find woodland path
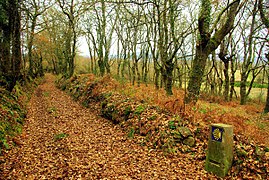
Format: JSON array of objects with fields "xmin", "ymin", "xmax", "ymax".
[{"xmin": 0, "ymin": 74, "xmax": 215, "ymax": 179}]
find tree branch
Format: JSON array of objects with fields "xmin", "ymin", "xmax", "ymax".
[{"xmin": 258, "ymin": 0, "xmax": 269, "ymax": 29}]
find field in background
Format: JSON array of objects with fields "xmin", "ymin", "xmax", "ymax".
[{"xmin": 74, "ymin": 56, "xmax": 268, "ymax": 103}]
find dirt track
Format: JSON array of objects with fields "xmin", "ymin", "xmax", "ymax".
[{"xmin": 0, "ymin": 74, "xmax": 215, "ymax": 179}]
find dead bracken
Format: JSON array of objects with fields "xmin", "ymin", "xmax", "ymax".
[{"xmin": 0, "ymin": 74, "xmax": 268, "ymax": 179}]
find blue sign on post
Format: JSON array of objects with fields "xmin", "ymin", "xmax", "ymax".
[
  {"xmin": 211, "ymin": 126, "xmax": 223, "ymax": 142},
  {"xmin": 206, "ymin": 124, "xmax": 233, "ymax": 177}
]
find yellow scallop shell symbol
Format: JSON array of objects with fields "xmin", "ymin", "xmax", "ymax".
[{"xmin": 213, "ymin": 128, "xmax": 221, "ymax": 140}]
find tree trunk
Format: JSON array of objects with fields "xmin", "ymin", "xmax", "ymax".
[
  {"xmin": 185, "ymin": 49, "xmax": 209, "ymax": 103},
  {"xmin": 185, "ymin": 0, "xmax": 240, "ymax": 104},
  {"xmin": 219, "ymin": 50, "xmax": 230, "ymax": 101},
  {"xmin": 132, "ymin": 65, "xmax": 135, "ymax": 86},
  {"xmin": 230, "ymin": 59, "xmax": 236, "ymax": 100},
  {"xmin": 165, "ymin": 61, "xmax": 174, "ymax": 95},
  {"xmin": 69, "ymin": 29, "xmax": 77, "ymax": 77},
  {"xmin": 52, "ymin": 57, "xmax": 58, "ymax": 74},
  {"xmin": 154, "ymin": 60, "xmax": 160, "ymax": 89},
  {"xmin": 240, "ymin": 0, "xmax": 257, "ymax": 105},
  {"xmin": 240, "ymin": 74, "xmax": 247, "ymax": 105},
  {"xmin": 1, "ymin": 26, "xmax": 11, "ymax": 77},
  {"xmin": 264, "ymin": 80, "xmax": 269, "ymax": 113},
  {"xmin": 264, "ymin": 58, "xmax": 269, "ymax": 113},
  {"xmin": 116, "ymin": 38, "xmax": 121, "ymax": 78},
  {"xmin": 37, "ymin": 53, "xmax": 44, "ymax": 77},
  {"xmin": 121, "ymin": 53, "xmax": 127, "ymax": 79},
  {"xmin": 98, "ymin": 58, "xmax": 105, "ymax": 76},
  {"xmin": 69, "ymin": 54, "xmax": 75, "ymax": 77},
  {"xmin": 142, "ymin": 49, "xmax": 149, "ymax": 85},
  {"xmin": 258, "ymin": 0, "xmax": 269, "ymax": 113},
  {"xmin": 8, "ymin": 0, "xmax": 21, "ymax": 90},
  {"xmin": 28, "ymin": 17, "xmax": 37, "ymax": 78},
  {"xmin": 135, "ymin": 60, "xmax": 141, "ymax": 87}
]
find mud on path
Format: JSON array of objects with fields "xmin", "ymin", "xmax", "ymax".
[{"xmin": 0, "ymin": 74, "xmax": 215, "ymax": 179}]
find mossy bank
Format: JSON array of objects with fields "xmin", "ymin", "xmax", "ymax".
[{"xmin": 0, "ymin": 77, "xmax": 42, "ymax": 153}]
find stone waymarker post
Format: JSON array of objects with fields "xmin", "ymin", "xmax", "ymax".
[{"xmin": 205, "ymin": 123, "xmax": 233, "ymax": 177}]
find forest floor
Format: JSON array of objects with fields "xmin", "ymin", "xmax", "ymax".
[
  {"xmin": 116, "ymin": 82, "xmax": 269, "ymax": 147},
  {"xmin": 0, "ymin": 74, "xmax": 219, "ymax": 179}
]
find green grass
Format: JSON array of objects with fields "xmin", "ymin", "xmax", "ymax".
[
  {"xmin": 134, "ymin": 105, "xmax": 145, "ymax": 116},
  {"xmin": 128, "ymin": 127, "xmax": 135, "ymax": 139},
  {"xmin": 43, "ymin": 91, "xmax": 50, "ymax": 97},
  {"xmin": 48, "ymin": 107, "xmax": 57, "ymax": 113},
  {"xmin": 54, "ymin": 133, "xmax": 69, "ymax": 141},
  {"xmin": 234, "ymin": 87, "xmax": 267, "ymax": 102},
  {"xmin": 234, "ymin": 81, "xmax": 267, "ymax": 89}
]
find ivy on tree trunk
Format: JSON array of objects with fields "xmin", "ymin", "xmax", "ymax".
[
  {"xmin": 185, "ymin": 0, "xmax": 240, "ymax": 104},
  {"xmin": 0, "ymin": 0, "xmax": 22, "ymax": 91},
  {"xmin": 258, "ymin": 0, "xmax": 269, "ymax": 113}
]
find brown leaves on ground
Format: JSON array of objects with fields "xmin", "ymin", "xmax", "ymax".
[
  {"xmin": 0, "ymin": 74, "xmax": 217, "ymax": 179},
  {"xmin": 56, "ymin": 74, "xmax": 268, "ymax": 179}
]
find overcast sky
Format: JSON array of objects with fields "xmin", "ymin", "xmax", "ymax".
[{"xmin": 78, "ymin": 37, "xmax": 90, "ymax": 57}]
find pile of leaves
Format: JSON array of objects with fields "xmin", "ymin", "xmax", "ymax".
[
  {"xmin": 232, "ymin": 135, "xmax": 269, "ymax": 178},
  {"xmin": 0, "ymin": 78, "xmax": 41, "ymax": 153},
  {"xmin": 56, "ymin": 75, "xmax": 197, "ymax": 150},
  {"xmin": 56, "ymin": 74, "xmax": 268, "ymax": 178}
]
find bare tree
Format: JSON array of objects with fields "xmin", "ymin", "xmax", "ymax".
[
  {"xmin": 185, "ymin": 0, "xmax": 241, "ymax": 104},
  {"xmin": 56, "ymin": 0, "xmax": 82, "ymax": 77},
  {"xmin": 258, "ymin": 0, "xmax": 269, "ymax": 112},
  {"xmin": 22, "ymin": 0, "xmax": 51, "ymax": 78},
  {"xmin": 239, "ymin": 0, "xmax": 259, "ymax": 105},
  {"xmin": 83, "ymin": 0, "xmax": 118, "ymax": 76}
]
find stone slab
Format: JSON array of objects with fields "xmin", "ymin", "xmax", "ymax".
[{"xmin": 205, "ymin": 123, "xmax": 233, "ymax": 177}]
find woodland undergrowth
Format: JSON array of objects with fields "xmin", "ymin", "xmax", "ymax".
[
  {"xmin": 56, "ymin": 74, "xmax": 269, "ymax": 179},
  {"xmin": 0, "ymin": 77, "xmax": 42, "ymax": 153}
]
